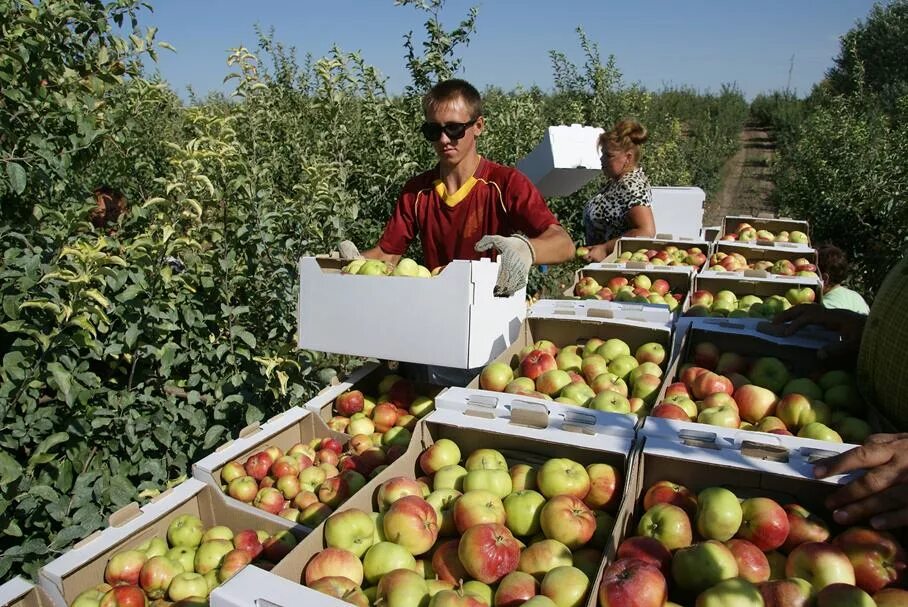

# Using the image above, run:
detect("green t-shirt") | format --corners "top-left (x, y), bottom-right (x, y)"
top-left (823, 285), bottom-right (870, 315)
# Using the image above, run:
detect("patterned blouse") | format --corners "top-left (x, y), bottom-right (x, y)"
top-left (583, 167), bottom-right (653, 244)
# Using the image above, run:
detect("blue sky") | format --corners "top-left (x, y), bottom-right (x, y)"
top-left (143, 1), bottom-right (879, 101)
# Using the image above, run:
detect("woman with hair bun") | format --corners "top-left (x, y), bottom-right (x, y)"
top-left (581, 118), bottom-right (656, 262)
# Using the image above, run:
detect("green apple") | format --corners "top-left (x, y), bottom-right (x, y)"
top-left (695, 577), bottom-right (762, 607)
top-left (589, 390), bottom-right (631, 414)
top-left (596, 338), bottom-right (631, 362)
top-left (833, 416), bottom-right (872, 443)
top-left (559, 382), bottom-right (595, 406)
top-left (167, 515), bottom-right (205, 548)
top-left (696, 487), bottom-right (743, 541)
top-left (797, 422), bottom-right (843, 442)
top-left (193, 539), bottom-right (233, 574)
top-left (168, 572), bottom-right (209, 602)
top-left (362, 541), bottom-right (418, 584)
top-left (465, 449), bottom-right (508, 471)
top-left (165, 547), bottom-right (196, 574)
top-left (607, 355), bottom-right (639, 381)
top-left (137, 537), bottom-right (168, 558)
top-left (748, 357), bottom-right (790, 393)
top-left (358, 260), bottom-right (391, 276)
top-left (671, 540), bottom-right (739, 593)
top-left (434, 464), bottom-right (469, 491)
top-left (503, 490), bottom-right (547, 537)
top-left (464, 469), bottom-right (513, 499)
top-left (392, 258), bottom-right (420, 277)
top-left (782, 377), bottom-right (823, 401)
top-left (325, 508), bottom-right (375, 557)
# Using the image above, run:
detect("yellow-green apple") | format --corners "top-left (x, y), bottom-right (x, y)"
top-left (480, 362), bottom-right (514, 392)
top-left (607, 355), bottom-right (639, 382)
top-left (166, 572), bottom-right (208, 602)
top-left (596, 338), bottom-right (631, 362)
top-left (410, 395), bottom-right (435, 418)
top-left (518, 539), bottom-right (574, 579)
top-left (635, 342), bottom-right (666, 366)
top-left (576, 246), bottom-right (590, 258)
top-left (782, 378), bottom-right (823, 400)
top-left (616, 536), bottom-right (672, 576)
top-left (559, 382), bottom-right (595, 406)
top-left (782, 505), bottom-right (830, 552)
top-left (167, 514), bottom-right (205, 548)
top-left (819, 369), bottom-right (854, 391)
top-left (672, 539), bottom-right (739, 592)
top-left (632, 274), bottom-right (652, 290)
top-left (335, 390), bottom-right (365, 416)
top-left (376, 568), bottom-right (429, 607)
top-left (317, 476), bottom-right (350, 508)
top-left (776, 393), bottom-right (816, 430)
top-left (305, 547), bottom-right (364, 586)
top-left (348, 416), bottom-right (375, 436)
top-left (555, 347), bottom-right (583, 372)
top-left (628, 397), bottom-right (646, 414)
top-left (815, 583), bottom-right (876, 607)
top-left (434, 464), bottom-right (468, 491)
top-left (419, 439), bottom-right (461, 475)
top-left (798, 422), bottom-right (842, 442)
top-left (505, 377), bottom-right (536, 394)
top-left (104, 550), bottom-right (147, 587)
top-left (300, 502), bottom-right (332, 526)
top-left (462, 581), bottom-right (494, 607)
top-left (363, 541), bottom-right (417, 584)
top-left (298, 465), bottom-right (327, 493)
top-left (590, 374), bottom-right (628, 397)
top-left (584, 463), bottom-right (620, 511)
top-left (749, 357), bottom-right (790, 393)
top-left (217, 548), bottom-right (252, 583)
top-left (432, 539), bottom-right (470, 584)
top-left (690, 371), bottom-right (734, 399)
top-left (875, 588), bottom-right (908, 606)
top-left (758, 578), bottom-right (811, 607)
top-left (503, 490), bottom-right (546, 537)
top-left (582, 338), bottom-right (606, 358)
top-left (785, 287), bottom-right (816, 305)
top-left (580, 355), bottom-right (609, 384)
top-left (521, 350), bottom-right (558, 381)
top-left (737, 497), bottom-right (790, 551)
top-left (383, 495), bottom-right (439, 556)
top-left (220, 460), bottom-right (246, 485)
top-left (138, 556), bottom-right (182, 600)
top-left (324, 508), bottom-right (375, 557)
top-left (536, 369), bottom-right (572, 397)
top-left (598, 558), bottom-right (667, 607)
top-left (275, 474), bottom-right (301, 500)
top-left (651, 402), bottom-right (691, 421)
top-left (696, 577), bottom-right (762, 607)
top-left (698, 404), bottom-right (741, 428)
top-left (789, 230), bottom-right (808, 244)
top-left (194, 539), bottom-right (233, 574)
top-left (136, 537), bottom-right (168, 560)
top-left (427, 489), bottom-right (462, 537)
top-left (494, 570), bottom-right (539, 607)
top-left (378, 476), bottom-right (424, 511)
top-left (382, 426), bottom-right (411, 447)
top-left (630, 362), bottom-right (664, 384)
top-left (454, 490), bottom-right (506, 533)
top-left (370, 512), bottom-right (387, 544)
top-left (232, 529), bottom-right (263, 559)
top-left (539, 495), bottom-right (596, 549)
top-left (510, 464), bottom-right (537, 491)
top-left (733, 384), bottom-right (778, 423)
top-left (643, 481), bottom-right (698, 518)
top-left (430, 589), bottom-right (486, 607)
top-left (465, 449), bottom-right (507, 471)
top-left (631, 373), bottom-right (662, 405)
top-left (349, 434), bottom-right (374, 455)
top-left (725, 538), bottom-right (770, 583)
top-left (696, 487), bottom-right (743, 541)
top-left (537, 458), bottom-right (591, 499)
top-left (459, 523), bottom-right (521, 584)
top-left (590, 390), bottom-right (631, 414)
top-left (637, 503), bottom-right (693, 550)
top-left (464, 469), bottom-right (513, 499)
top-left (698, 392), bottom-right (737, 412)
top-left (308, 577), bottom-right (369, 607)
top-left (164, 547), bottom-right (195, 575)
top-left (540, 566), bottom-right (589, 607)
top-left (832, 526), bottom-right (907, 593)
top-left (755, 416), bottom-right (788, 433)
top-left (71, 588), bottom-right (109, 607)
top-left (786, 542), bottom-right (855, 590)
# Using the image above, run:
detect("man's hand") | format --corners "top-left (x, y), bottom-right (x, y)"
top-left (770, 303), bottom-right (867, 364)
top-left (814, 433), bottom-right (908, 529)
top-left (474, 234), bottom-right (535, 297)
top-left (583, 243), bottom-right (609, 263)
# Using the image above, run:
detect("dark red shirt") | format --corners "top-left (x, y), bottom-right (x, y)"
top-left (378, 158), bottom-right (560, 269)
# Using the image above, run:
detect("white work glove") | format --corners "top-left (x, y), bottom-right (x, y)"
top-left (337, 240), bottom-right (362, 260)
top-left (474, 234), bottom-right (535, 297)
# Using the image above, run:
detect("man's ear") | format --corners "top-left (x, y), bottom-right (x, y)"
top-left (474, 115), bottom-right (484, 137)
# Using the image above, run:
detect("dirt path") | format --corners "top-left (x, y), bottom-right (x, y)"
top-left (702, 127), bottom-right (776, 227)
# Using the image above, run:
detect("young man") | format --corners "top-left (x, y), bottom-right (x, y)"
top-left (348, 78), bottom-right (575, 296)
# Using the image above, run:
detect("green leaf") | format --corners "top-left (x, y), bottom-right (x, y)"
top-left (6, 162), bottom-right (26, 194)
top-left (108, 474), bottom-right (136, 506)
top-left (46, 362), bottom-right (72, 402)
top-left (0, 451), bottom-right (22, 487)
top-left (28, 432), bottom-right (68, 466)
top-left (202, 425), bottom-right (227, 449)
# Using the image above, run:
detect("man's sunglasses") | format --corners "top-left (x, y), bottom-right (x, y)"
top-left (420, 119), bottom-right (478, 142)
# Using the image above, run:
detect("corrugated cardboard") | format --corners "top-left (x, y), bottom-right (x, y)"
top-left (0, 579), bottom-right (52, 607)
top-left (211, 565), bottom-right (349, 607)
top-left (517, 124), bottom-right (604, 197)
top-left (38, 479), bottom-right (304, 607)
top-left (640, 317), bottom-right (863, 454)
top-left (722, 215), bottom-right (811, 241)
top-left (650, 187), bottom-right (706, 239)
top-left (297, 257), bottom-right (526, 368)
top-left (565, 264), bottom-right (693, 314)
top-left (238, 407), bottom-right (637, 606)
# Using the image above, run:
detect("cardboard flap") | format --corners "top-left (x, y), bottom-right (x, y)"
top-left (743, 269), bottom-right (770, 279)
top-left (624, 261), bottom-right (649, 270)
top-left (508, 401), bottom-right (552, 429)
top-left (215, 439), bottom-right (235, 453)
top-left (239, 422), bottom-right (260, 439)
top-left (740, 441), bottom-right (789, 462)
top-left (108, 503), bottom-right (141, 527)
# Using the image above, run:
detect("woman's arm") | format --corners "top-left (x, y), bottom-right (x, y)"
top-left (584, 205), bottom-right (656, 262)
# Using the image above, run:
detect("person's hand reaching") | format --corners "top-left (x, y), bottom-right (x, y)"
top-left (474, 234), bottom-right (535, 297)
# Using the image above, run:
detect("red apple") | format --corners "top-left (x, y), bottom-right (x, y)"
top-left (758, 578), bottom-right (812, 607)
top-left (636, 503), bottom-right (692, 551)
top-left (736, 497), bottom-right (789, 552)
top-left (616, 537), bottom-right (672, 576)
top-left (243, 452), bottom-right (273, 482)
top-left (783, 504), bottom-right (830, 552)
top-left (690, 371), bottom-right (734, 400)
top-left (382, 495), bottom-right (439, 556)
top-left (598, 558), bottom-right (667, 607)
top-left (99, 586), bottom-right (146, 607)
top-left (725, 538), bottom-right (770, 583)
top-left (584, 463), bottom-right (620, 511)
top-left (104, 550), bottom-right (147, 587)
top-left (458, 523), bottom-right (521, 584)
top-left (520, 350), bottom-right (558, 381)
top-left (642, 481), bottom-right (698, 519)
top-left (832, 526), bottom-right (907, 593)
top-left (305, 547), bottom-right (363, 586)
top-left (539, 495), bottom-right (596, 550)
top-left (335, 390), bottom-right (365, 416)
top-left (494, 571), bottom-right (539, 607)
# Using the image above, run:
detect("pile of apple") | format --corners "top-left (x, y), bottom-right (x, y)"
top-left (303, 440), bottom-right (622, 607)
top-left (479, 337), bottom-right (669, 417)
top-left (685, 287), bottom-right (816, 318)
top-left (342, 257), bottom-right (439, 278)
top-left (601, 479), bottom-right (908, 606)
top-left (708, 251), bottom-right (820, 279)
top-left (650, 341), bottom-right (871, 444)
top-left (720, 222), bottom-right (810, 245)
top-left (69, 515), bottom-right (297, 607)
top-left (324, 374), bottom-right (436, 442)
top-left (572, 274), bottom-right (684, 311)
top-left (611, 245), bottom-right (708, 268)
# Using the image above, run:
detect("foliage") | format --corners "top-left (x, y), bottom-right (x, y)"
top-left (749, 90), bottom-right (806, 147)
top-left (0, 0), bottom-right (745, 581)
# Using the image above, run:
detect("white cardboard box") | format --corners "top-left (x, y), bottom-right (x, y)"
top-left (612, 234), bottom-right (712, 266)
top-left (0, 578), bottom-right (52, 607)
top-left (529, 297), bottom-right (674, 326)
top-left (38, 479), bottom-right (302, 607)
top-left (517, 124), bottom-right (604, 197)
top-left (722, 214), bottom-right (811, 242)
top-left (297, 257), bottom-right (526, 368)
top-left (693, 269), bottom-right (823, 306)
top-left (650, 187), bottom-right (705, 239)
top-left (565, 263), bottom-right (694, 314)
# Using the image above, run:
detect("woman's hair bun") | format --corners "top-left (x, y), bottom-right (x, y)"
top-left (615, 118), bottom-right (648, 145)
